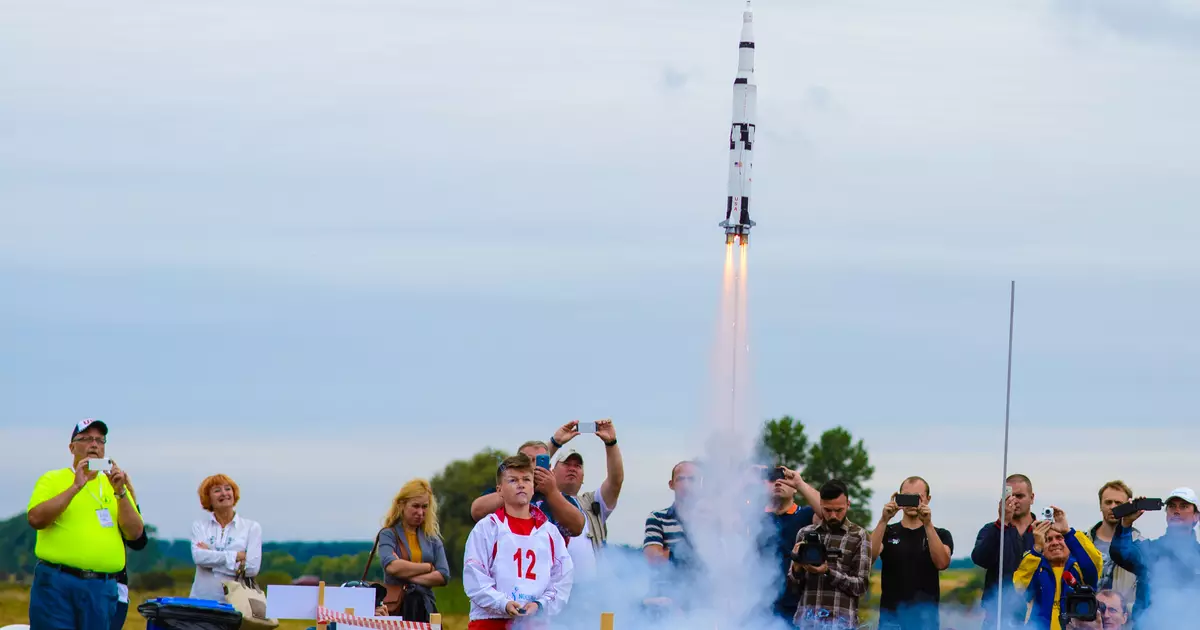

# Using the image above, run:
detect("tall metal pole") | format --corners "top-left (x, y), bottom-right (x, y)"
top-left (996, 280), bottom-right (1016, 630)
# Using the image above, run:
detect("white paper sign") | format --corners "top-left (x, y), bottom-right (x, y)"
top-left (263, 585), bottom-right (376, 620)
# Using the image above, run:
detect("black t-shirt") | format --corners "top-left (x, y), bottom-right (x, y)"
top-left (878, 522), bottom-right (954, 612)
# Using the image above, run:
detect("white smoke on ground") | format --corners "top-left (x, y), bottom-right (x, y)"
top-left (552, 430), bottom-right (795, 630)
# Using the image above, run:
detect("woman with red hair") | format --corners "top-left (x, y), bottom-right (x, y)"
top-left (189, 474), bottom-right (263, 602)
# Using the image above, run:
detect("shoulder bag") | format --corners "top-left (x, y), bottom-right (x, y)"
top-left (362, 528), bottom-right (413, 616)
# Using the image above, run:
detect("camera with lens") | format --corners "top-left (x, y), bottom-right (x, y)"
top-left (1062, 585), bottom-right (1098, 623)
top-left (790, 531), bottom-right (842, 566)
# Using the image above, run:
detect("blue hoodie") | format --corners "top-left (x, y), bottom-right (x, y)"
top-left (1110, 523), bottom-right (1200, 629)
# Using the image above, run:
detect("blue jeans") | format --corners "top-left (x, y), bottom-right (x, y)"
top-left (111, 599), bottom-right (129, 629)
top-left (29, 562), bottom-right (118, 630)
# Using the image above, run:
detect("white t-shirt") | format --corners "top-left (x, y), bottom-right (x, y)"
top-left (567, 490), bottom-right (613, 580)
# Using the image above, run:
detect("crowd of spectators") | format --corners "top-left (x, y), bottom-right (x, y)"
top-left (23, 418), bottom-right (1200, 630)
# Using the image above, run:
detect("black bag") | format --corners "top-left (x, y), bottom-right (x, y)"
top-left (400, 588), bottom-right (433, 623)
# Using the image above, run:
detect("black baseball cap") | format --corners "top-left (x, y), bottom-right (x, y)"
top-left (71, 418), bottom-right (109, 439)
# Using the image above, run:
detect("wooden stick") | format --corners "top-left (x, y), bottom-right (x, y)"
top-left (601, 612), bottom-right (615, 630)
top-left (317, 581), bottom-right (326, 627)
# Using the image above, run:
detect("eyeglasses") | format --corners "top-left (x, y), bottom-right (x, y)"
top-left (73, 436), bottom-right (107, 445)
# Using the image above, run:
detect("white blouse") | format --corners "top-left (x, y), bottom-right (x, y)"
top-left (189, 513), bottom-right (263, 602)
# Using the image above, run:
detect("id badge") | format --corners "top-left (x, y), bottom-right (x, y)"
top-left (96, 508), bottom-right (115, 528)
top-left (117, 583), bottom-right (129, 603)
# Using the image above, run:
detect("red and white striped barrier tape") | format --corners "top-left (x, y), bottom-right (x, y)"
top-left (316, 606), bottom-right (437, 629)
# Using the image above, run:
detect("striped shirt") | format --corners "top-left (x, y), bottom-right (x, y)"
top-left (788, 519), bottom-right (871, 629)
top-left (643, 504), bottom-right (696, 567)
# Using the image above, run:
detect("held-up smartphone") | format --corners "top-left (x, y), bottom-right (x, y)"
top-left (765, 466), bottom-right (786, 482)
top-left (87, 458), bottom-right (112, 472)
top-left (535, 454), bottom-right (551, 470)
top-left (577, 421), bottom-right (597, 433)
top-left (895, 493), bottom-right (921, 508)
top-left (1112, 498), bottom-right (1164, 520)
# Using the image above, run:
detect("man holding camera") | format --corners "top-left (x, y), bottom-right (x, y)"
top-left (26, 419), bottom-right (145, 629)
top-left (1012, 506), bottom-right (1102, 630)
top-left (870, 476), bottom-right (953, 630)
top-left (788, 479), bottom-right (871, 629)
top-left (1086, 481), bottom-right (1141, 602)
top-left (1110, 487), bottom-right (1200, 629)
top-left (973, 473), bottom-right (1039, 629)
top-left (469, 439), bottom-right (585, 541)
top-left (757, 465), bottom-right (821, 623)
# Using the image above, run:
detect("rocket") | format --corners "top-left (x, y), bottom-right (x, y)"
top-left (719, 1), bottom-right (757, 245)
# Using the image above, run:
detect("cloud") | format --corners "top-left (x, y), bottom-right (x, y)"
top-left (661, 67), bottom-right (692, 91)
top-left (1052, 0), bottom-right (1200, 48)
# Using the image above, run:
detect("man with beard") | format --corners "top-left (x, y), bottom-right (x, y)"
top-left (973, 473), bottom-right (1039, 629)
top-left (1012, 507), bottom-right (1102, 630)
top-left (27, 419), bottom-right (145, 629)
top-left (789, 479), bottom-right (871, 630)
top-left (1110, 488), bottom-right (1200, 629)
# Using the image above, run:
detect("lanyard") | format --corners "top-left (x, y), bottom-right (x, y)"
top-left (81, 474), bottom-right (106, 507)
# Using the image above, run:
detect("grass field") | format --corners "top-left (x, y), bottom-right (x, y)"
top-left (0, 584), bottom-right (470, 630)
top-left (1, 570), bottom-right (982, 629)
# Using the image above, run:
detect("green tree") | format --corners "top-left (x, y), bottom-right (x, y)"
top-left (431, 448), bottom-right (510, 572)
top-left (760, 415), bottom-right (809, 469)
top-left (804, 427), bottom-right (875, 525)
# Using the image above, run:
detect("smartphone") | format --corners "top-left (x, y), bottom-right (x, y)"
top-left (765, 466), bottom-right (786, 482)
top-left (577, 421), bottom-right (597, 433)
top-left (895, 494), bottom-right (920, 508)
top-left (535, 454), bottom-right (550, 470)
top-left (87, 458), bottom-right (112, 472)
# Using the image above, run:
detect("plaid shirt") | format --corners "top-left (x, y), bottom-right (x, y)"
top-left (788, 519), bottom-right (871, 629)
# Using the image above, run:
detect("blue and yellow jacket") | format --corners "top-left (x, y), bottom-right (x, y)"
top-left (1012, 529), bottom-right (1103, 630)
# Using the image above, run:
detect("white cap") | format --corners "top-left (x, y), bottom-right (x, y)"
top-left (1167, 487), bottom-right (1198, 508)
top-left (552, 449), bottom-right (584, 467)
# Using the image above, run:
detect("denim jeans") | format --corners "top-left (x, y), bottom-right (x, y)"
top-left (111, 599), bottom-right (129, 629)
top-left (29, 562), bottom-right (118, 630)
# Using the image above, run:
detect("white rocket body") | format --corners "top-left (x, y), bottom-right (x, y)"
top-left (720, 1), bottom-right (757, 245)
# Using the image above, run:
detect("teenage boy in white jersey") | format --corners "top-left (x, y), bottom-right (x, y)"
top-left (464, 453), bottom-right (574, 630)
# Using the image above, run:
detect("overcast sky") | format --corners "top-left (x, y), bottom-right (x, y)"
top-left (2, 0), bottom-right (1199, 555)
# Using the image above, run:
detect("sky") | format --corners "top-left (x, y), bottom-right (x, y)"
top-left (2, 0), bottom-right (1200, 556)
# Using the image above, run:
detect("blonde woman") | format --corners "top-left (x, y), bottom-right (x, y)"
top-left (190, 474), bottom-right (263, 602)
top-left (378, 479), bottom-right (449, 621)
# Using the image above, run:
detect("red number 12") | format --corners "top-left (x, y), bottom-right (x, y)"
top-left (513, 548), bottom-right (538, 579)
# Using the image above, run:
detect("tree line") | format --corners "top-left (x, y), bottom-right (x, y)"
top-left (2, 417), bottom-right (875, 590)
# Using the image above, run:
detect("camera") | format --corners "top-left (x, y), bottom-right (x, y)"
top-left (791, 531), bottom-right (842, 566)
top-left (1112, 498), bottom-right (1163, 520)
top-left (1062, 585), bottom-right (1098, 623)
top-left (895, 494), bottom-right (920, 508)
